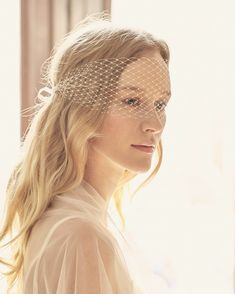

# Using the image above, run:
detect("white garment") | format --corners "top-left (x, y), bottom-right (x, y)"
top-left (22, 180), bottom-right (170, 293)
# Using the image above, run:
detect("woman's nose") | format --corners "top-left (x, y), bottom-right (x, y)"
top-left (141, 112), bottom-right (166, 134)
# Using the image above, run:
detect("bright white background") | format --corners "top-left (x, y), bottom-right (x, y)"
top-left (111, 0), bottom-right (234, 293)
top-left (0, 0), bottom-right (234, 293)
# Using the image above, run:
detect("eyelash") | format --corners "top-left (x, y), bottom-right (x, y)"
top-left (122, 97), bottom-right (167, 112)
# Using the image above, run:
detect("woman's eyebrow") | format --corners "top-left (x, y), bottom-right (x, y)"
top-left (119, 86), bottom-right (171, 97)
top-left (119, 86), bottom-right (144, 92)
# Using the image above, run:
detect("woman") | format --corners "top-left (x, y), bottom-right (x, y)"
top-left (0, 14), bottom-right (171, 293)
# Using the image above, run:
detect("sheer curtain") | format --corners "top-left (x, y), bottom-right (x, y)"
top-left (111, 1), bottom-right (234, 293)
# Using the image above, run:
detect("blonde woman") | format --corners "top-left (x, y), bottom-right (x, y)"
top-left (0, 14), bottom-right (172, 294)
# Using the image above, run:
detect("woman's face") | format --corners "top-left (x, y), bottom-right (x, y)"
top-left (89, 50), bottom-right (171, 173)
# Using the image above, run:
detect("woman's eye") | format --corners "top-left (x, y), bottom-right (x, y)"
top-left (123, 97), bottom-right (140, 106)
top-left (155, 100), bottom-right (167, 112)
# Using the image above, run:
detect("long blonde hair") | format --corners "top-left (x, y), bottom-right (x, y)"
top-left (0, 13), bottom-right (170, 291)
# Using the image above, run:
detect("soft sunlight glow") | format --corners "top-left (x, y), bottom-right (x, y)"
top-left (112, 0), bottom-right (234, 293)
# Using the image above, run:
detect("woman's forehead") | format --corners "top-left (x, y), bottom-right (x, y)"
top-left (118, 57), bottom-right (171, 96)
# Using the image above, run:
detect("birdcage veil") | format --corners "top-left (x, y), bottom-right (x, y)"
top-left (52, 56), bottom-right (171, 126)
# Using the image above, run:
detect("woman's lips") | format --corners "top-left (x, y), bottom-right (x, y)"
top-left (131, 145), bottom-right (155, 154)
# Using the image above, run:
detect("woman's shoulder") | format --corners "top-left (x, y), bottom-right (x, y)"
top-left (52, 217), bottom-right (116, 257)
top-left (25, 215), bottom-right (114, 269)
top-left (51, 217), bottom-right (106, 242)
top-left (23, 216), bottom-right (125, 294)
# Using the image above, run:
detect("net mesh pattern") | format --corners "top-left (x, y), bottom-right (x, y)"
top-left (54, 57), bottom-right (171, 122)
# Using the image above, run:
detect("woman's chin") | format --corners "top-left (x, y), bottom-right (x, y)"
top-left (128, 162), bottom-right (152, 173)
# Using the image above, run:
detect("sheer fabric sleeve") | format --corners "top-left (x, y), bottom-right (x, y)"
top-left (24, 219), bottom-right (134, 294)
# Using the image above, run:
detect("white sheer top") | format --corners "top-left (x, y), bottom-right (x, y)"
top-left (22, 180), bottom-right (170, 294)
